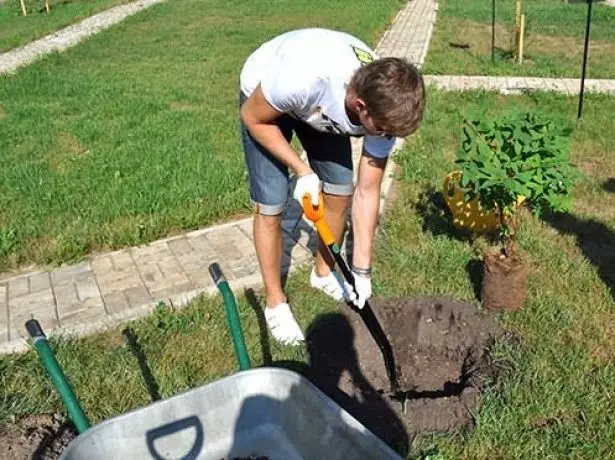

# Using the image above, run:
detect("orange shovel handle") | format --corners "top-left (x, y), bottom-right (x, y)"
top-left (301, 193), bottom-right (336, 246)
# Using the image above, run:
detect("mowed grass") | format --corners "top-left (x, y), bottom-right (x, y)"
top-left (0, 0), bottom-right (406, 270)
top-left (2, 89), bottom-right (614, 459)
top-left (383, 89), bottom-right (615, 458)
top-left (0, 0), bottom-right (134, 52)
top-left (424, 0), bottom-right (615, 78)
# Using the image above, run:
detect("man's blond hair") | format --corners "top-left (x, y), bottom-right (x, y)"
top-left (349, 57), bottom-right (426, 137)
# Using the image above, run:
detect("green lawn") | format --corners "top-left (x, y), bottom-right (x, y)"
top-left (424, 0), bottom-right (615, 79)
top-left (2, 89), bottom-right (614, 458)
top-left (0, 0), bottom-right (134, 52)
top-left (0, 0), bottom-right (406, 270)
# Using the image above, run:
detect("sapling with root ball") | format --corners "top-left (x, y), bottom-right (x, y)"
top-left (455, 111), bottom-right (576, 310)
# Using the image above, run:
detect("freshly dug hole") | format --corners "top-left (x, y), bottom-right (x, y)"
top-left (305, 296), bottom-right (500, 449)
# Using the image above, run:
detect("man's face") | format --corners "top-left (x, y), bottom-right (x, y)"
top-left (357, 103), bottom-right (387, 137)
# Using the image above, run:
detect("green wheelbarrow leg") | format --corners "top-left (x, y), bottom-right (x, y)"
top-left (25, 319), bottom-right (91, 434)
top-left (209, 263), bottom-right (251, 371)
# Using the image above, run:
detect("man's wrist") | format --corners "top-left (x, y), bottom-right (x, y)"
top-left (295, 164), bottom-right (312, 177)
top-left (352, 265), bottom-right (372, 277)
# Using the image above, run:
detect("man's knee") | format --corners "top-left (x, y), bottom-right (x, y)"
top-left (322, 181), bottom-right (354, 197)
top-left (253, 201), bottom-right (286, 217)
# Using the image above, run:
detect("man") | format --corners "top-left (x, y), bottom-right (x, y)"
top-left (239, 28), bottom-right (425, 345)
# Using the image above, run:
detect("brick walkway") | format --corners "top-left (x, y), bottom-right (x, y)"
top-left (425, 75), bottom-right (615, 95)
top-left (0, 0), bottom-right (438, 353)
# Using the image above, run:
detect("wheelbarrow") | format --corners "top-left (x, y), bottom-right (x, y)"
top-left (25, 263), bottom-right (401, 460)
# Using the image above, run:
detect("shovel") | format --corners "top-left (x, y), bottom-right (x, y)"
top-left (301, 193), bottom-right (400, 393)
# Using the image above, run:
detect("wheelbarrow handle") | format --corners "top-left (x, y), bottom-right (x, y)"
top-left (25, 319), bottom-right (91, 433)
top-left (208, 263), bottom-right (251, 371)
top-left (146, 415), bottom-right (204, 460)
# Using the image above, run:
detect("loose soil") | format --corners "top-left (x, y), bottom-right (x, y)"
top-left (304, 296), bottom-right (501, 451)
top-left (0, 414), bottom-right (77, 460)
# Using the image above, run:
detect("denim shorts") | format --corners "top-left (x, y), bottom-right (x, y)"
top-left (240, 92), bottom-right (353, 216)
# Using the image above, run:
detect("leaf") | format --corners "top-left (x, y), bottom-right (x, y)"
top-left (478, 143), bottom-right (492, 160)
top-left (513, 141), bottom-right (522, 156)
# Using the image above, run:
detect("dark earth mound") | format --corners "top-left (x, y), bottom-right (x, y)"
top-left (304, 296), bottom-right (501, 452)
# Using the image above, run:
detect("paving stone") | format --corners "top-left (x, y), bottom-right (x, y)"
top-left (75, 277), bottom-right (100, 301)
top-left (29, 272), bottom-right (51, 293)
top-left (0, 285), bottom-right (7, 344)
top-left (178, 233), bottom-right (229, 286)
top-left (91, 255), bottom-right (113, 274)
top-left (149, 283), bottom-right (195, 304)
top-left (167, 237), bottom-right (194, 257)
top-left (54, 284), bottom-right (79, 316)
top-left (281, 227), bottom-right (313, 271)
top-left (59, 297), bottom-right (106, 326)
top-left (9, 288), bottom-right (58, 340)
top-left (95, 251), bottom-right (144, 298)
top-left (103, 291), bottom-right (130, 315)
top-left (282, 218), bottom-right (317, 274)
top-left (205, 225), bottom-right (260, 280)
top-left (8, 276), bottom-right (29, 300)
top-left (50, 262), bottom-right (92, 287)
top-left (132, 242), bottom-right (192, 302)
top-left (124, 286), bottom-right (152, 309)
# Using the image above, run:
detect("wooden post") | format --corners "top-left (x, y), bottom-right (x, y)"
top-left (20, 0), bottom-right (28, 16)
top-left (518, 14), bottom-right (525, 64)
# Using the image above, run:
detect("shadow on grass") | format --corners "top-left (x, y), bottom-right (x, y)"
top-left (244, 288), bottom-right (273, 367)
top-left (414, 187), bottom-right (474, 242)
top-left (466, 259), bottom-right (485, 302)
top-left (602, 178), bottom-right (615, 193)
top-left (122, 327), bottom-right (161, 402)
top-left (543, 211), bottom-right (615, 302)
top-left (242, 292), bottom-right (409, 453)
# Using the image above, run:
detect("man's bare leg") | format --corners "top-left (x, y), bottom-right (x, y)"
top-left (314, 193), bottom-right (352, 277)
top-left (254, 212), bottom-right (304, 345)
top-left (253, 213), bottom-right (285, 306)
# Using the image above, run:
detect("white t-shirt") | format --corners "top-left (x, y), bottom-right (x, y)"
top-left (240, 28), bottom-right (396, 159)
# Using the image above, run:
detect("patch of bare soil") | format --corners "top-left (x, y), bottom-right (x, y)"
top-left (304, 297), bottom-right (500, 452)
top-left (0, 414), bottom-right (77, 460)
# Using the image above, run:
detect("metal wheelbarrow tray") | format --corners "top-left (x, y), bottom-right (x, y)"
top-left (25, 263), bottom-right (401, 459)
top-left (60, 367), bottom-right (400, 460)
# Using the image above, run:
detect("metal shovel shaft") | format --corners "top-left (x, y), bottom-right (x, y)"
top-left (327, 243), bottom-right (399, 392)
top-left (301, 192), bottom-right (399, 392)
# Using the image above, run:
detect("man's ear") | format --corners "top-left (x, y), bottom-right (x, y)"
top-left (354, 98), bottom-right (367, 112)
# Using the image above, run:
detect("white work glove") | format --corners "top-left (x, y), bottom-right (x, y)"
top-left (293, 172), bottom-right (321, 206)
top-left (350, 271), bottom-right (372, 309)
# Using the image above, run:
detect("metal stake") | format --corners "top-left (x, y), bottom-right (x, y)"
top-left (578, 0), bottom-right (593, 119)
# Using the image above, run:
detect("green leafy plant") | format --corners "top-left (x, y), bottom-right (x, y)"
top-left (455, 111), bottom-right (576, 247)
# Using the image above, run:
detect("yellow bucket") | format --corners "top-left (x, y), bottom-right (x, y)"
top-left (442, 171), bottom-right (525, 233)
